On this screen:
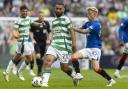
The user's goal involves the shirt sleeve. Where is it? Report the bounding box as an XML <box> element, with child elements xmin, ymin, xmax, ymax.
<box><xmin>81</xmin><ymin>23</ymin><xmax>87</xmax><ymax>29</ymax></box>
<box><xmin>46</xmin><ymin>21</ymin><xmax>51</xmax><ymax>33</ymax></box>
<box><xmin>30</xmin><ymin>25</ymin><xmax>34</xmax><ymax>32</ymax></box>
<box><xmin>66</xmin><ymin>17</ymin><xmax>73</xmax><ymax>30</ymax></box>
<box><xmin>118</xmin><ymin>22</ymin><xmax>125</xmax><ymax>42</ymax></box>
<box><xmin>29</xmin><ymin>17</ymin><xmax>34</xmax><ymax>25</ymax></box>
<box><xmin>14</xmin><ymin>20</ymin><xmax>19</xmax><ymax>31</ymax></box>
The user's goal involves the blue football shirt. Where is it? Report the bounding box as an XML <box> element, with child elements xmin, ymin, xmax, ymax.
<box><xmin>118</xmin><ymin>17</ymin><xmax>128</xmax><ymax>43</ymax></box>
<box><xmin>82</xmin><ymin>20</ymin><xmax>102</xmax><ymax>49</ymax></box>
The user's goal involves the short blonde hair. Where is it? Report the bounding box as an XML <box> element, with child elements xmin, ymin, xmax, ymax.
<box><xmin>86</xmin><ymin>7</ymin><xmax>98</xmax><ymax>13</ymax></box>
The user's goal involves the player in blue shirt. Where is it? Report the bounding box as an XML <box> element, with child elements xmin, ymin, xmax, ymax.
<box><xmin>114</xmin><ymin>17</ymin><xmax>128</xmax><ymax>78</ymax></box>
<box><xmin>71</xmin><ymin>7</ymin><xmax>116</xmax><ymax>86</ymax></box>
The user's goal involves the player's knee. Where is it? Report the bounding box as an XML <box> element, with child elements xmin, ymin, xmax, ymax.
<box><xmin>71</xmin><ymin>55</ymin><xmax>78</xmax><ymax>62</ymax></box>
<box><xmin>71</xmin><ymin>52</ymin><xmax>83</xmax><ymax>61</ymax></box>
<box><xmin>36</xmin><ymin>54</ymin><xmax>41</xmax><ymax>59</ymax></box>
<box><xmin>44</xmin><ymin>61</ymin><xmax>51</xmax><ymax>68</ymax></box>
<box><xmin>61</xmin><ymin>66</ymin><xmax>68</xmax><ymax>72</ymax></box>
<box><xmin>60</xmin><ymin>64</ymin><xmax>69</xmax><ymax>72</ymax></box>
<box><xmin>72</xmin><ymin>54</ymin><xmax>77</xmax><ymax>58</ymax></box>
<box><xmin>94</xmin><ymin>67</ymin><xmax>102</xmax><ymax>73</ymax></box>
<box><xmin>44</xmin><ymin>58</ymin><xmax>52</xmax><ymax>67</ymax></box>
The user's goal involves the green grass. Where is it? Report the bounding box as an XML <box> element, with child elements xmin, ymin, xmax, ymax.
<box><xmin>0</xmin><ymin>69</ymin><xmax>128</xmax><ymax>89</ymax></box>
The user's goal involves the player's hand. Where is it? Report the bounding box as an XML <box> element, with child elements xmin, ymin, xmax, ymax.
<box><xmin>46</xmin><ymin>40</ymin><xmax>52</xmax><ymax>45</ymax></box>
<box><xmin>73</xmin><ymin>25</ymin><xmax>78</xmax><ymax>31</ymax></box>
<box><xmin>33</xmin><ymin>40</ymin><xmax>36</xmax><ymax>44</ymax></box>
<box><xmin>72</xmin><ymin>45</ymin><xmax>77</xmax><ymax>53</ymax></box>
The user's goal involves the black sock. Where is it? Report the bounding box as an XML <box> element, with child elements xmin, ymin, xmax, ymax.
<box><xmin>25</xmin><ymin>60</ymin><xmax>29</xmax><ymax>65</ymax></box>
<box><xmin>12</xmin><ymin>59</ymin><xmax>21</xmax><ymax>65</ymax></box>
<box><xmin>30</xmin><ymin>60</ymin><xmax>34</xmax><ymax>70</ymax></box>
<box><xmin>36</xmin><ymin>59</ymin><xmax>43</xmax><ymax>76</ymax></box>
<box><xmin>96</xmin><ymin>68</ymin><xmax>111</xmax><ymax>81</ymax></box>
<box><xmin>72</xmin><ymin>60</ymin><xmax>80</xmax><ymax>73</ymax></box>
<box><xmin>117</xmin><ymin>54</ymin><xmax>127</xmax><ymax>70</ymax></box>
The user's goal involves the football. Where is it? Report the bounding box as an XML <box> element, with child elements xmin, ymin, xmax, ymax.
<box><xmin>32</xmin><ymin>76</ymin><xmax>43</xmax><ymax>87</ymax></box>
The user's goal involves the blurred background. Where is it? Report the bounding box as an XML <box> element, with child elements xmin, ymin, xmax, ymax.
<box><xmin>0</xmin><ymin>0</ymin><xmax>128</xmax><ymax>69</ymax></box>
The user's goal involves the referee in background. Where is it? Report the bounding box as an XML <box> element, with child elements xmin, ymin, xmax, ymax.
<box><xmin>30</xmin><ymin>11</ymin><xmax>52</xmax><ymax>76</ymax></box>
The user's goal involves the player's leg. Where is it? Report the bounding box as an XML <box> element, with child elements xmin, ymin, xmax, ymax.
<box><xmin>60</xmin><ymin>62</ymin><xmax>78</xmax><ymax>86</ymax></box>
<box><xmin>71</xmin><ymin>51</ymin><xmax>84</xmax><ymax>86</ymax></box>
<box><xmin>114</xmin><ymin>53</ymin><xmax>127</xmax><ymax>78</ymax></box>
<box><xmin>8</xmin><ymin>58</ymin><xmax>21</xmax><ymax>75</ymax></box>
<box><xmin>17</xmin><ymin>43</ymin><xmax>33</xmax><ymax>80</ymax></box>
<box><xmin>35</xmin><ymin>43</ymin><xmax>45</xmax><ymax>76</ymax></box>
<box><xmin>42</xmin><ymin>54</ymin><xmax>56</xmax><ymax>87</ymax></box>
<box><xmin>34</xmin><ymin>43</ymin><xmax>43</xmax><ymax>76</ymax></box>
<box><xmin>17</xmin><ymin>60</ymin><xmax>29</xmax><ymax>80</ymax></box>
<box><xmin>9</xmin><ymin>43</ymin><xmax>19</xmax><ymax>75</ymax></box>
<box><xmin>42</xmin><ymin>46</ymin><xmax>57</xmax><ymax>87</ymax></box>
<box><xmin>36</xmin><ymin>53</ymin><xmax>43</xmax><ymax>76</ymax></box>
<box><xmin>3</xmin><ymin>53</ymin><xmax>22</xmax><ymax>82</ymax></box>
<box><xmin>72</xmin><ymin>60</ymin><xmax>83</xmax><ymax>80</ymax></box>
<box><xmin>71</xmin><ymin>51</ymin><xmax>84</xmax><ymax>80</ymax></box>
<box><xmin>72</xmin><ymin>47</ymin><xmax>83</xmax><ymax>80</ymax></box>
<box><xmin>91</xmin><ymin>59</ymin><xmax>116</xmax><ymax>86</ymax></box>
<box><xmin>28</xmin><ymin>42</ymin><xmax>35</xmax><ymax>76</ymax></box>
<box><xmin>60</xmin><ymin>63</ymin><xmax>75</xmax><ymax>77</ymax></box>
<box><xmin>29</xmin><ymin>52</ymin><xmax>35</xmax><ymax>76</ymax></box>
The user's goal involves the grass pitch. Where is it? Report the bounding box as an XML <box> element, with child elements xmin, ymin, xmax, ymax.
<box><xmin>0</xmin><ymin>69</ymin><xmax>128</xmax><ymax>89</ymax></box>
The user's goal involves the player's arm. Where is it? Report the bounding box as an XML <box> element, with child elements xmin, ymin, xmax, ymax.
<box><xmin>31</xmin><ymin>21</ymin><xmax>42</xmax><ymax>27</ymax></box>
<box><xmin>13</xmin><ymin>21</ymin><xmax>20</xmax><ymax>39</ymax></box>
<box><xmin>7</xmin><ymin>31</ymin><xmax>13</xmax><ymax>44</ymax></box>
<box><xmin>30</xmin><ymin>25</ymin><xmax>36</xmax><ymax>44</ymax></box>
<box><xmin>73</xmin><ymin>27</ymin><xmax>91</xmax><ymax>34</ymax></box>
<box><xmin>68</xmin><ymin>22</ymin><xmax>77</xmax><ymax>52</ymax></box>
<box><xmin>70</xmin><ymin>28</ymin><xmax>77</xmax><ymax>52</ymax></box>
<box><xmin>46</xmin><ymin>32</ymin><xmax>52</xmax><ymax>45</ymax></box>
<box><xmin>12</xmin><ymin>31</ymin><xmax>19</xmax><ymax>39</ymax></box>
<box><xmin>46</xmin><ymin>21</ymin><xmax>52</xmax><ymax>44</ymax></box>
<box><xmin>30</xmin><ymin>18</ymin><xmax>42</xmax><ymax>27</ymax></box>
<box><xmin>29</xmin><ymin>31</ymin><xmax>36</xmax><ymax>44</ymax></box>
<box><xmin>74</xmin><ymin>22</ymin><xmax>100</xmax><ymax>34</ymax></box>
<box><xmin>73</xmin><ymin>22</ymin><xmax>90</xmax><ymax>34</ymax></box>
<box><xmin>47</xmin><ymin>21</ymin><xmax>52</xmax><ymax>40</ymax></box>
<box><xmin>48</xmin><ymin>32</ymin><xmax>52</xmax><ymax>40</ymax></box>
<box><xmin>8</xmin><ymin>30</ymin><xmax>19</xmax><ymax>44</ymax></box>
<box><xmin>118</xmin><ymin>23</ymin><xmax>125</xmax><ymax>46</ymax></box>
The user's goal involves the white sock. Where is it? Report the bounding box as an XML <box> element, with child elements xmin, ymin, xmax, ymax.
<box><xmin>71</xmin><ymin>70</ymin><xmax>76</xmax><ymax>78</ymax></box>
<box><xmin>6</xmin><ymin>60</ymin><xmax>15</xmax><ymax>74</ymax></box>
<box><xmin>13</xmin><ymin>64</ymin><xmax>17</xmax><ymax>71</ymax></box>
<box><xmin>115</xmin><ymin>69</ymin><xmax>120</xmax><ymax>74</ymax></box>
<box><xmin>18</xmin><ymin>61</ymin><xmax>27</xmax><ymax>73</ymax></box>
<box><xmin>42</xmin><ymin>73</ymin><xmax>51</xmax><ymax>84</ymax></box>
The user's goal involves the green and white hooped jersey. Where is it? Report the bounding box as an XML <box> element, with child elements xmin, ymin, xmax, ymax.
<box><xmin>14</xmin><ymin>16</ymin><xmax>33</xmax><ymax>43</ymax></box>
<box><xmin>50</xmin><ymin>15</ymin><xmax>73</xmax><ymax>53</ymax></box>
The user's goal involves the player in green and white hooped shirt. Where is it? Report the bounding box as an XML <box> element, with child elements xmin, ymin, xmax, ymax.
<box><xmin>3</xmin><ymin>5</ymin><xmax>42</xmax><ymax>82</ymax></box>
<box><xmin>42</xmin><ymin>2</ymin><xmax>82</xmax><ymax>87</ymax></box>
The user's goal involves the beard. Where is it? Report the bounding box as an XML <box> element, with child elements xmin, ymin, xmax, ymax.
<box><xmin>55</xmin><ymin>12</ymin><xmax>63</xmax><ymax>17</ymax></box>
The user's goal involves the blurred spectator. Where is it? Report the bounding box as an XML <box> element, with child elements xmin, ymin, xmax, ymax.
<box><xmin>0</xmin><ymin>8</ymin><xmax>4</xmax><ymax>16</ymax></box>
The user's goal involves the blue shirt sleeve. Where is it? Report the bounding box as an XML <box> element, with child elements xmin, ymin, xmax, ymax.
<box><xmin>118</xmin><ymin>18</ymin><xmax>128</xmax><ymax>42</ymax></box>
<box><xmin>81</xmin><ymin>23</ymin><xmax>87</xmax><ymax>29</ymax></box>
<box><xmin>118</xmin><ymin>22</ymin><xmax>124</xmax><ymax>43</ymax></box>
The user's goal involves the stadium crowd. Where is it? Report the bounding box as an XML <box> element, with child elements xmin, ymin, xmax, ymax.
<box><xmin>0</xmin><ymin>0</ymin><xmax>128</xmax><ymax>55</ymax></box>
